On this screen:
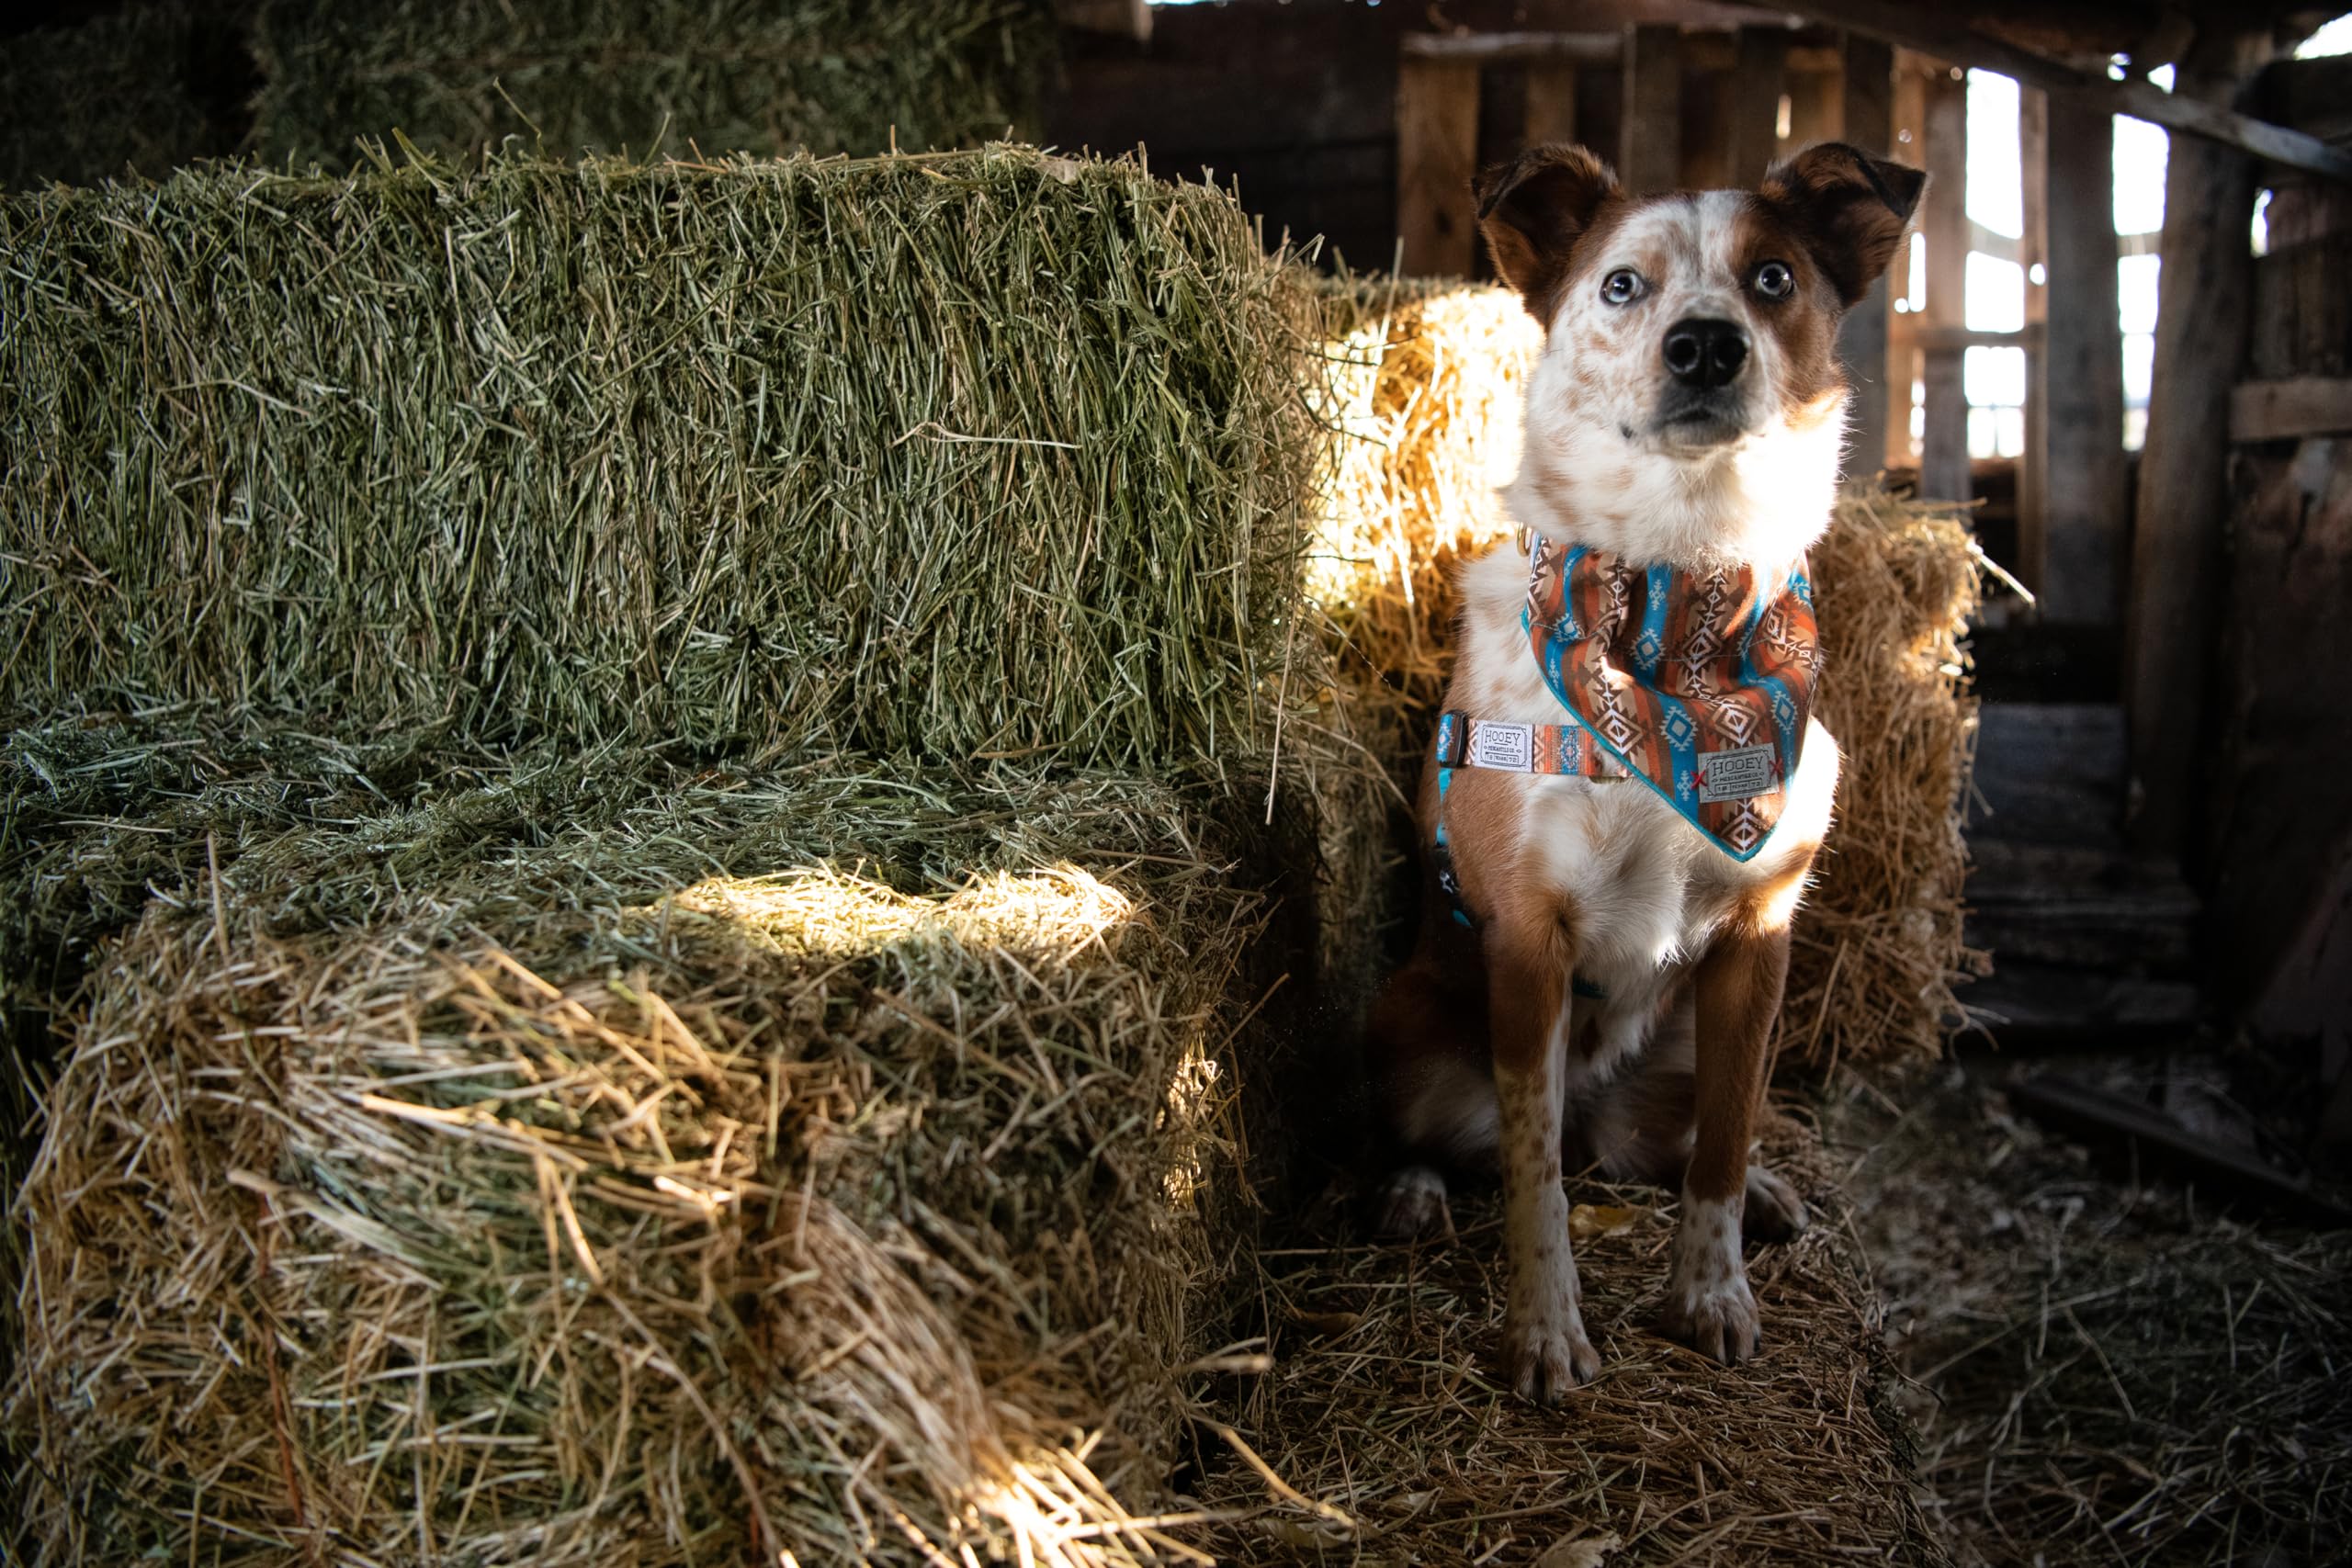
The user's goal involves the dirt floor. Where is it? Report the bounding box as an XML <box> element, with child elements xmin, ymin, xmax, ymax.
<box><xmin>1825</xmin><ymin>1050</ymin><xmax>2352</xmax><ymax>1568</ymax></box>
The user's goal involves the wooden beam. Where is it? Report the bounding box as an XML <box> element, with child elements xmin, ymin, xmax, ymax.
<box><xmin>2008</xmin><ymin>1074</ymin><xmax>2352</xmax><ymax>1228</ymax></box>
<box><xmin>2230</xmin><ymin>377</ymin><xmax>2352</xmax><ymax>441</ymax></box>
<box><xmin>1917</xmin><ymin>62</ymin><xmax>1971</xmax><ymax>503</ymax></box>
<box><xmin>1400</xmin><ymin>29</ymin><xmax>1838</xmax><ymax>73</ymax></box>
<box><xmin>1729</xmin><ymin>27</ymin><xmax>1792</xmax><ymax>188</ymax></box>
<box><xmin>2125</xmin><ymin>29</ymin><xmax>2273</xmax><ymax>860</ymax></box>
<box><xmin>1835</xmin><ymin>34</ymin><xmax>1895</xmax><ymax>478</ymax></box>
<box><xmin>1523</xmin><ymin>55</ymin><xmax>1581</xmax><ymax>149</ymax></box>
<box><xmin>2037</xmin><ymin>96</ymin><xmax>2126</xmax><ymax>624</ymax></box>
<box><xmin>1890</xmin><ymin>323</ymin><xmax>2046</xmax><ymax>350</ymax></box>
<box><xmin>2018</xmin><ymin>84</ymin><xmax>2051</xmax><ymax>601</ymax></box>
<box><xmin>1396</xmin><ymin>57</ymin><xmax>1482</xmax><ymax>276</ymax></box>
<box><xmin>1402</xmin><ymin>31</ymin><xmax>1620</xmax><ymax>65</ymax></box>
<box><xmin>1966</xmin><ymin>219</ymin><xmax>2022</xmax><ymax>263</ymax></box>
<box><xmin>1758</xmin><ymin>0</ymin><xmax>2352</xmax><ymax>183</ymax></box>
<box><xmin>1620</xmin><ymin>25</ymin><xmax>1683</xmax><ymax>195</ymax></box>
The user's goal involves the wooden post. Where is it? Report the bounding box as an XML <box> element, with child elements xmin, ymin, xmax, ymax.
<box><xmin>1917</xmin><ymin>62</ymin><xmax>1971</xmax><ymax>502</ymax></box>
<box><xmin>2016</xmin><ymin>85</ymin><xmax>2050</xmax><ymax>600</ymax></box>
<box><xmin>1523</xmin><ymin>56</ymin><xmax>1580</xmax><ymax>148</ymax></box>
<box><xmin>1836</xmin><ymin>34</ymin><xmax>1895</xmax><ymax>480</ymax></box>
<box><xmin>1785</xmin><ymin>67</ymin><xmax>1839</xmax><ymax>154</ymax></box>
<box><xmin>1396</xmin><ymin>57</ymin><xmax>1481</xmax><ymax>276</ymax></box>
<box><xmin>1730</xmin><ymin>27</ymin><xmax>1791</xmax><ymax>188</ymax></box>
<box><xmin>1884</xmin><ymin>53</ymin><xmax>1927</xmax><ymax>471</ymax></box>
<box><xmin>2125</xmin><ymin>31</ymin><xmax>2273</xmax><ymax>858</ymax></box>
<box><xmin>1620</xmin><ymin>25</ymin><xmax>1682</xmax><ymax>194</ymax></box>
<box><xmin>2036</xmin><ymin>96</ymin><xmax>2126</xmax><ymax>624</ymax></box>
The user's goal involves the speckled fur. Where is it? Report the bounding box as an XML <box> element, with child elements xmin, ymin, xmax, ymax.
<box><xmin>1365</xmin><ymin>142</ymin><xmax>1922</xmax><ymax>1404</ymax></box>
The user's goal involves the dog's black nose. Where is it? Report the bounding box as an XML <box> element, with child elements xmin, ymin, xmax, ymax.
<box><xmin>1662</xmin><ymin>318</ymin><xmax>1749</xmax><ymax>389</ymax></box>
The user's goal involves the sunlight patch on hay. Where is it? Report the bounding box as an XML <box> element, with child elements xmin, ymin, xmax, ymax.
<box><xmin>668</xmin><ymin>864</ymin><xmax>1136</xmax><ymax>959</ymax></box>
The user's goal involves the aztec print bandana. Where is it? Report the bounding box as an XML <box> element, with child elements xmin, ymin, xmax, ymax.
<box><xmin>1515</xmin><ymin>536</ymin><xmax>1822</xmax><ymax>862</ymax></box>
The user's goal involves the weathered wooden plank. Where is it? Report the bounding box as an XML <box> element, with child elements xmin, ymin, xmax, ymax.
<box><xmin>1396</xmin><ymin>56</ymin><xmax>1481</xmax><ymax>277</ymax></box>
<box><xmin>2229</xmin><ymin>377</ymin><xmax>2352</xmax><ymax>441</ymax></box>
<box><xmin>2032</xmin><ymin>96</ymin><xmax>2124</xmax><ymax>625</ymax></box>
<box><xmin>2209</xmin><ymin>438</ymin><xmax>2352</xmax><ymax>1024</ymax></box>
<box><xmin>1619</xmin><ymin>24</ymin><xmax>1682</xmax><ymax>194</ymax></box>
<box><xmin>1522</xmin><ymin>57</ymin><xmax>1580</xmax><ymax>148</ymax></box>
<box><xmin>1917</xmin><ymin>61</ymin><xmax>1970</xmax><ymax>502</ymax></box>
<box><xmin>1729</xmin><ymin>27</ymin><xmax>1791</xmax><ymax>187</ymax></box>
<box><xmin>2251</xmin><ymin>234</ymin><xmax>2352</xmax><ymax>378</ymax></box>
<box><xmin>1835</xmin><ymin>34</ymin><xmax>1895</xmax><ymax>478</ymax></box>
<box><xmin>2125</xmin><ymin>30</ymin><xmax>2273</xmax><ymax>858</ymax></box>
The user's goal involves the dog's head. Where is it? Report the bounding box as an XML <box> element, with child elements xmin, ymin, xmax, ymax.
<box><xmin>1480</xmin><ymin>143</ymin><xmax>1924</xmax><ymax>563</ymax></box>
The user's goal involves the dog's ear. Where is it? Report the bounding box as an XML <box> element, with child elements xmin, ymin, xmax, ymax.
<box><xmin>1474</xmin><ymin>143</ymin><xmax>1621</xmax><ymax>321</ymax></box>
<box><xmin>1759</xmin><ymin>142</ymin><xmax>1927</xmax><ymax>308</ymax></box>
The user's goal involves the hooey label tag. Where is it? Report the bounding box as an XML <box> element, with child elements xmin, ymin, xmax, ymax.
<box><xmin>1467</xmin><ymin>720</ymin><xmax>1533</xmax><ymax>772</ymax></box>
<box><xmin>1695</xmin><ymin>743</ymin><xmax>1781</xmax><ymax>803</ymax></box>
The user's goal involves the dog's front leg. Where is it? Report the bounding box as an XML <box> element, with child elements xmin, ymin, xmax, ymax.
<box><xmin>1661</xmin><ymin>921</ymin><xmax>1790</xmax><ymax>1363</ymax></box>
<box><xmin>1487</xmin><ymin>906</ymin><xmax>1600</xmax><ymax>1404</ymax></box>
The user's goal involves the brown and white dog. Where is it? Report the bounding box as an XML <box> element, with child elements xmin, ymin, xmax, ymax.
<box><xmin>1364</xmin><ymin>142</ymin><xmax>1924</xmax><ymax>1404</ymax></box>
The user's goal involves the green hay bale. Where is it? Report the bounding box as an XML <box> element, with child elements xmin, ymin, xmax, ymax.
<box><xmin>0</xmin><ymin>148</ymin><xmax>1317</xmax><ymax>774</ymax></box>
<box><xmin>0</xmin><ymin>4</ymin><xmax>227</xmax><ymax>190</ymax></box>
<box><xmin>7</xmin><ymin>762</ymin><xmax>1275</xmax><ymax>1566</ymax></box>
<box><xmin>254</xmin><ymin>0</ymin><xmax>1055</xmax><ymax>170</ymax></box>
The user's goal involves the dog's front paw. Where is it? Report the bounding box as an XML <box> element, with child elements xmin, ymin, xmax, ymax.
<box><xmin>1661</xmin><ymin>1194</ymin><xmax>1760</xmax><ymax>1364</ymax></box>
<box><xmin>1659</xmin><ymin>1270</ymin><xmax>1760</xmax><ymax>1364</ymax></box>
<box><xmin>1502</xmin><ymin>1311</ymin><xmax>1601</xmax><ymax>1404</ymax></box>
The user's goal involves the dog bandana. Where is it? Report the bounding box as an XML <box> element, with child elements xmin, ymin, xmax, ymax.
<box><xmin>1432</xmin><ymin>536</ymin><xmax>1822</xmax><ymax>866</ymax></box>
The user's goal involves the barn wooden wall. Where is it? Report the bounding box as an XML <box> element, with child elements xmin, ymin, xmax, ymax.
<box><xmin>1043</xmin><ymin>0</ymin><xmax>1757</xmax><ymax>272</ymax></box>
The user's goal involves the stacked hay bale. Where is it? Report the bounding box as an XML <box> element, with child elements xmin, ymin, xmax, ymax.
<box><xmin>0</xmin><ymin>148</ymin><xmax>1365</xmax><ymax>1565</ymax></box>
<box><xmin>1307</xmin><ymin>280</ymin><xmax>1980</xmax><ymax>1069</ymax></box>
<box><xmin>0</xmin><ymin>150</ymin><xmax>1306</xmax><ymax>773</ymax></box>
<box><xmin>253</xmin><ymin>0</ymin><xmax>1055</xmax><ymax>168</ymax></box>
<box><xmin>15</xmin><ymin>762</ymin><xmax>1271</xmax><ymax>1565</ymax></box>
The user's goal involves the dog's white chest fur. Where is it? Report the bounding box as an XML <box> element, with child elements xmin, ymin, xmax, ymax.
<box><xmin>1448</xmin><ymin>542</ymin><xmax>1840</xmax><ymax>1063</ymax></box>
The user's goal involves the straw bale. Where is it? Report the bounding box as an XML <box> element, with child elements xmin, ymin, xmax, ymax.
<box><xmin>1785</xmin><ymin>488</ymin><xmax>1982</xmax><ymax>1069</ymax></box>
<box><xmin>254</xmin><ymin>0</ymin><xmax>1054</xmax><ymax>170</ymax></box>
<box><xmin>0</xmin><ymin>4</ymin><xmax>226</xmax><ymax>190</ymax></box>
<box><xmin>1308</xmin><ymin>280</ymin><xmax>1979</xmax><ymax>1066</ymax></box>
<box><xmin>0</xmin><ymin>148</ymin><xmax>1315</xmax><ymax>775</ymax></box>
<box><xmin>1308</xmin><ymin>279</ymin><xmax>1541</xmax><ymax>767</ymax></box>
<box><xmin>1191</xmin><ymin>1114</ymin><xmax>1938</xmax><ymax>1564</ymax></box>
<box><xmin>9</xmin><ymin>764</ymin><xmax>1276</xmax><ymax>1566</ymax></box>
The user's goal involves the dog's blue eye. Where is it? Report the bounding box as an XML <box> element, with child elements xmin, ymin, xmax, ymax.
<box><xmin>1600</xmin><ymin>268</ymin><xmax>1644</xmax><ymax>306</ymax></box>
<box><xmin>1753</xmin><ymin>260</ymin><xmax>1795</xmax><ymax>299</ymax></box>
